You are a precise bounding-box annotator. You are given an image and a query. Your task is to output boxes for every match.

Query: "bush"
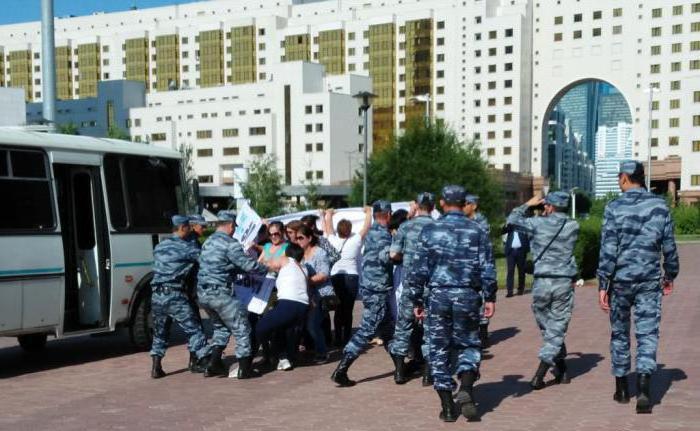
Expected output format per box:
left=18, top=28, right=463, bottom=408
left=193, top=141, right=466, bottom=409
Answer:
left=672, top=204, right=700, bottom=235
left=574, top=216, right=602, bottom=280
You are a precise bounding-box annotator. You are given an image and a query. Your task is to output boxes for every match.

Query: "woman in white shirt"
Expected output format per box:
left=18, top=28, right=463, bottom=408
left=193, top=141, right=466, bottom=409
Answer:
left=323, top=207, right=372, bottom=346
left=255, top=243, right=309, bottom=371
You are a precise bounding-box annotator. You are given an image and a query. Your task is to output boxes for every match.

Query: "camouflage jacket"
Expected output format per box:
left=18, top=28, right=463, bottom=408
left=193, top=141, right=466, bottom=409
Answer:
left=390, top=214, right=434, bottom=274
left=197, top=231, right=268, bottom=287
left=360, top=222, right=393, bottom=292
left=152, top=235, right=201, bottom=288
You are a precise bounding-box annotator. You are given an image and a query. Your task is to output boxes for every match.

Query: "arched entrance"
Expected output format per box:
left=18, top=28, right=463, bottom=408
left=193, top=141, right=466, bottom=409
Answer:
left=540, top=79, right=633, bottom=197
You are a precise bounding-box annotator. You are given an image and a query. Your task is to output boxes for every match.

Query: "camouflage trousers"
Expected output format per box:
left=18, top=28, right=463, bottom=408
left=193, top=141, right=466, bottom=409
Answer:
left=150, top=288, right=210, bottom=359
left=609, top=280, right=662, bottom=377
left=388, top=289, right=418, bottom=357
left=531, top=278, right=574, bottom=365
left=428, top=287, right=482, bottom=391
left=479, top=290, right=490, bottom=326
left=197, top=284, right=252, bottom=358
left=344, top=290, right=392, bottom=359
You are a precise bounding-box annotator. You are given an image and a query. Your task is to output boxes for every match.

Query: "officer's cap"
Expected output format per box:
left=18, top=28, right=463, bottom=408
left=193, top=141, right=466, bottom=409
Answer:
left=372, top=200, right=392, bottom=214
left=415, top=192, right=435, bottom=207
left=171, top=215, right=190, bottom=227
left=619, top=160, right=644, bottom=177
left=216, top=210, right=237, bottom=223
left=188, top=214, right=207, bottom=226
left=465, top=194, right=479, bottom=205
left=544, top=191, right=570, bottom=208
left=441, top=185, right=467, bottom=205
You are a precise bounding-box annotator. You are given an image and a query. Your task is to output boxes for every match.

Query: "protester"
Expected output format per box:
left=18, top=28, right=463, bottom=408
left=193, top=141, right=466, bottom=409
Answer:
left=259, top=221, right=288, bottom=264
left=285, top=220, right=303, bottom=245
left=255, top=243, right=310, bottom=371
left=323, top=207, right=372, bottom=346
left=297, top=224, right=333, bottom=363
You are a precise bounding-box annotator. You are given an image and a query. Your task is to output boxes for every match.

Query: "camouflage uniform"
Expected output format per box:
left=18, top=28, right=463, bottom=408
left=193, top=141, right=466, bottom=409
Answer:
left=507, top=193, right=579, bottom=366
left=150, top=233, right=210, bottom=360
left=472, top=211, right=494, bottom=328
left=405, top=210, right=496, bottom=391
left=343, top=220, right=394, bottom=359
left=197, top=230, right=269, bottom=358
left=598, top=186, right=679, bottom=377
left=388, top=214, right=434, bottom=358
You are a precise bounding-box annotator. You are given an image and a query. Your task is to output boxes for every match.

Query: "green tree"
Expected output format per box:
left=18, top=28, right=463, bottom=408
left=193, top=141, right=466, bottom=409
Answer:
left=295, top=177, right=322, bottom=211
left=178, top=143, right=197, bottom=213
left=349, top=121, right=502, bottom=220
left=56, top=122, right=79, bottom=135
left=241, top=154, right=284, bottom=217
left=107, top=125, right=130, bottom=141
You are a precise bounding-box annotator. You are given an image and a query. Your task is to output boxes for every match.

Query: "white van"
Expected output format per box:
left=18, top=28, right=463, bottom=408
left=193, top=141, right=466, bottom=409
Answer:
left=0, top=128, right=187, bottom=351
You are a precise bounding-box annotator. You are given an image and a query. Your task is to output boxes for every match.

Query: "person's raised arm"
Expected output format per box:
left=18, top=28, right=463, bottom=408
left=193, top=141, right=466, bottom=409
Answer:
left=359, top=206, right=372, bottom=239
left=323, top=208, right=335, bottom=237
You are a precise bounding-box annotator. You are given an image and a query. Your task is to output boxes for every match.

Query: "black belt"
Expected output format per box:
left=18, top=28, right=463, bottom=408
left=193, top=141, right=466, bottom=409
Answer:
left=152, top=284, right=184, bottom=294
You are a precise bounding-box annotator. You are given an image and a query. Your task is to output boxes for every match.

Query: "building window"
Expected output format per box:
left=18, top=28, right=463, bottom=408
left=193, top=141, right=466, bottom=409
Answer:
left=694, top=115, right=700, bottom=126
left=315, top=171, right=323, bottom=180
left=504, top=130, right=512, bottom=138
left=554, top=16, right=563, bottom=25
left=249, top=127, right=266, bottom=136
left=670, top=99, right=681, bottom=109
left=488, top=47, right=497, bottom=56
left=504, top=96, right=513, bottom=105
left=692, top=175, right=700, bottom=186
left=488, top=114, right=496, bottom=123
left=592, top=28, right=602, bottom=37
left=669, top=137, right=679, bottom=146
left=593, top=10, right=602, bottom=19
left=669, top=118, right=680, bottom=128
left=505, top=28, right=513, bottom=37
left=305, top=171, right=313, bottom=181
left=651, top=45, right=661, bottom=55
left=316, top=105, right=323, bottom=113
left=613, top=25, right=622, bottom=35
left=504, top=79, right=513, bottom=88
left=315, top=123, right=323, bottom=132
left=573, top=30, right=582, bottom=39
left=650, top=64, right=661, bottom=74
left=574, top=13, right=582, bottom=22
left=694, top=91, right=700, bottom=102
left=305, top=124, right=313, bottom=133
left=673, top=5, right=684, bottom=15
left=486, top=148, right=496, bottom=156
left=693, top=140, right=700, bottom=152
left=652, top=8, right=662, bottom=18
left=223, top=128, right=239, bottom=137
left=691, top=41, right=700, bottom=51
left=671, top=80, right=681, bottom=90
left=554, top=33, right=563, bottom=42
left=198, top=175, right=213, bottom=184
left=305, top=105, right=313, bottom=114
left=150, top=133, right=166, bottom=141
left=673, top=24, right=683, bottom=35
left=503, top=146, right=512, bottom=155
left=197, top=149, right=213, bottom=157
left=223, top=147, right=239, bottom=156
left=651, top=101, right=659, bottom=111
left=651, top=137, right=659, bottom=147
left=503, top=164, right=511, bottom=172
left=672, top=43, right=682, bottom=53
left=196, top=130, right=212, bottom=139
left=436, top=54, right=445, bottom=62
left=250, top=146, right=266, bottom=155
left=691, top=60, right=700, bottom=70
left=694, top=3, right=700, bottom=13
left=504, top=113, right=512, bottom=122
left=651, top=27, right=662, bottom=37
left=488, top=98, right=496, bottom=106
left=693, top=21, right=700, bottom=32
left=613, top=8, right=623, bottom=17
left=316, top=143, right=323, bottom=152
left=489, top=30, right=497, bottom=39
left=505, top=45, right=513, bottom=54
left=305, top=143, right=313, bottom=152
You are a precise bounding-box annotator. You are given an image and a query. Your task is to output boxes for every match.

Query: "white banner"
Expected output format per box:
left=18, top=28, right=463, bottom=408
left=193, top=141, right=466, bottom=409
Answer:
left=233, top=202, right=263, bottom=250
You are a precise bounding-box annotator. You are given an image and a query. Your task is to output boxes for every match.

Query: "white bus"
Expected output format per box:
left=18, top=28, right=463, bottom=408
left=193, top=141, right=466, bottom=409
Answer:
left=0, top=128, right=188, bottom=352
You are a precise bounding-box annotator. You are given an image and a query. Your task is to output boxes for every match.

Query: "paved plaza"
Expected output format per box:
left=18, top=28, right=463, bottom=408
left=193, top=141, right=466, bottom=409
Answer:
left=1, top=243, right=698, bottom=431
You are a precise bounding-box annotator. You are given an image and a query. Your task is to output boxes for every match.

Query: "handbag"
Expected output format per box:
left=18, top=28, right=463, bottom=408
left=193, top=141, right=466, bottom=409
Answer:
left=524, top=219, right=568, bottom=275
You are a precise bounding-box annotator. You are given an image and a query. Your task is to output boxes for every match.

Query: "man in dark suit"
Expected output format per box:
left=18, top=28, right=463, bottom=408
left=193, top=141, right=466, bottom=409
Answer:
left=502, top=223, right=529, bottom=297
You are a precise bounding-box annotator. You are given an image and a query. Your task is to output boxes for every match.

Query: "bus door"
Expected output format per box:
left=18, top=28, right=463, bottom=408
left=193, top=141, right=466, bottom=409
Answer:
left=53, top=164, right=111, bottom=330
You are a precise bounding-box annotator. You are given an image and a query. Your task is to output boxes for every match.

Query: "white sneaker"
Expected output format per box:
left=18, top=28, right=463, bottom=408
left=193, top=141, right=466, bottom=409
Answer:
left=277, top=359, right=292, bottom=371
left=227, top=364, right=240, bottom=378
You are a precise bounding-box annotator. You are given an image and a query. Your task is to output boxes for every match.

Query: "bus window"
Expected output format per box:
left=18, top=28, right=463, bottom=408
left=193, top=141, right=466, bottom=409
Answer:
left=104, top=154, right=181, bottom=232
left=0, top=149, right=54, bottom=231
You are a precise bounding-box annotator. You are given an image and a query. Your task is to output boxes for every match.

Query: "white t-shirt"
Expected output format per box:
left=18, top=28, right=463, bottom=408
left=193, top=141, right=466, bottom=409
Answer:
left=275, top=259, right=309, bottom=305
left=327, top=233, right=363, bottom=276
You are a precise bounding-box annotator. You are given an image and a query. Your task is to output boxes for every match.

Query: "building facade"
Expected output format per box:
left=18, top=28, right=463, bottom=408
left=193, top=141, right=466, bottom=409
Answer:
left=1, top=0, right=699, bottom=201
left=129, top=62, right=371, bottom=198
left=0, top=87, right=26, bottom=126
left=594, top=123, right=633, bottom=197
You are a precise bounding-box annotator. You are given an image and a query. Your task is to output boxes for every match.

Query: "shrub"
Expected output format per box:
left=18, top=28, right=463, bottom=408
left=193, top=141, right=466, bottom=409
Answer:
left=574, top=216, right=602, bottom=280
left=672, top=204, right=700, bottom=235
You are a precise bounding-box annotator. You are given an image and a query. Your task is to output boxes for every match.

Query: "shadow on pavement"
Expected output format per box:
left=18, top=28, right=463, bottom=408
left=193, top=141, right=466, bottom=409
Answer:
left=627, top=364, right=688, bottom=411
left=476, top=374, right=530, bottom=419
left=355, top=370, right=394, bottom=384
left=487, top=326, right=521, bottom=348
left=566, top=352, right=605, bottom=380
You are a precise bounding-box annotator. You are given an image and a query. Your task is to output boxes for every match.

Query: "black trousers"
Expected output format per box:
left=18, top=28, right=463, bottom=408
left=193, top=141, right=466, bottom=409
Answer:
left=506, top=251, right=527, bottom=294
left=331, top=273, right=360, bottom=346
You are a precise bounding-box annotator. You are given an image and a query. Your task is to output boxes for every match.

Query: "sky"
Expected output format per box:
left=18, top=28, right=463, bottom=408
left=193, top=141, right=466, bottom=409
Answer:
left=0, top=0, right=200, bottom=25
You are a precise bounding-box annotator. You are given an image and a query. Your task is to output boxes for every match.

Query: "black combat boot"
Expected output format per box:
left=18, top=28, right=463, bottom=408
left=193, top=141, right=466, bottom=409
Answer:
left=330, top=354, right=357, bottom=387
left=455, top=371, right=479, bottom=421
left=204, top=346, right=228, bottom=377
left=636, top=374, right=652, bottom=414
left=151, top=356, right=166, bottom=379
left=437, top=390, right=459, bottom=422
left=422, top=362, right=434, bottom=387
left=553, top=346, right=570, bottom=385
left=479, top=324, right=489, bottom=349
left=530, top=361, right=550, bottom=390
left=391, top=354, right=409, bottom=384
left=613, top=376, right=630, bottom=404
left=237, top=356, right=261, bottom=379
left=189, top=352, right=210, bottom=373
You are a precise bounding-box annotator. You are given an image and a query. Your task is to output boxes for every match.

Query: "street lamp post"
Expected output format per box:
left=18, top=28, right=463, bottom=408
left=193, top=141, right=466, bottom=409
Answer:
left=353, top=91, right=377, bottom=207
left=570, top=187, right=578, bottom=219
left=644, top=85, right=661, bottom=190
left=410, top=93, right=431, bottom=126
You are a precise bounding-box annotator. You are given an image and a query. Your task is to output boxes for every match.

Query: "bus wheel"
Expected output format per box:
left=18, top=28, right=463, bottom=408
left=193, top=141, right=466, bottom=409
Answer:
left=129, top=292, right=153, bottom=350
left=18, top=333, right=47, bottom=353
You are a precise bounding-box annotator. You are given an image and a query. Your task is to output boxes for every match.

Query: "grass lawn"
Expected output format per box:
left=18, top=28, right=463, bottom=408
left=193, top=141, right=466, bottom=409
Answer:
left=676, top=234, right=700, bottom=243
left=495, top=256, right=533, bottom=291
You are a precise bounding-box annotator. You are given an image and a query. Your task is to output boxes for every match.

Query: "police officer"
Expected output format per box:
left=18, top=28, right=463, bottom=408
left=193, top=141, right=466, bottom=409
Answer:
left=406, top=186, right=496, bottom=422
left=388, top=192, right=435, bottom=385
left=507, top=191, right=579, bottom=390
left=331, top=200, right=395, bottom=387
left=464, top=194, right=494, bottom=348
left=150, top=215, right=211, bottom=379
left=188, top=214, right=208, bottom=248
left=598, top=161, right=679, bottom=414
left=197, top=210, right=278, bottom=378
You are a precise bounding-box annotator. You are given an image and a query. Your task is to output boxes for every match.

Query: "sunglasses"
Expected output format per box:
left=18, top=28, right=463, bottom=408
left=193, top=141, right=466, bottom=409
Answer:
left=269, top=232, right=282, bottom=237
left=296, top=235, right=308, bottom=241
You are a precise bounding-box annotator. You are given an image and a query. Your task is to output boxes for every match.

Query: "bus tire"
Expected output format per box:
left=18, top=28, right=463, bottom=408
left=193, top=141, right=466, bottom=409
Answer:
left=18, top=333, right=47, bottom=353
left=129, top=292, right=153, bottom=350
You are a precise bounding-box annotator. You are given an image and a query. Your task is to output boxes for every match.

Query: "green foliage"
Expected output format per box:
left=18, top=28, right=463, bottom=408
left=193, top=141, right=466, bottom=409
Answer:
left=349, top=121, right=502, bottom=221
left=574, top=216, right=602, bottom=280
left=56, top=122, right=79, bottom=135
left=107, top=125, right=130, bottom=141
left=295, top=178, right=322, bottom=211
left=672, top=204, right=700, bottom=235
left=241, top=154, right=283, bottom=218
left=589, top=193, right=618, bottom=218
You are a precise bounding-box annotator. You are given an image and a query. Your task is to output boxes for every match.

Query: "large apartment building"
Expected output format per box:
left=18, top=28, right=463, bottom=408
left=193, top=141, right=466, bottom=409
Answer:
left=1, top=0, right=699, bottom=201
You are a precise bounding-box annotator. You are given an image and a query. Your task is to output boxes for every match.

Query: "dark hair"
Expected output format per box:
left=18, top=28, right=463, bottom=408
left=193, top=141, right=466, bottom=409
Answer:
left=285, top=243, right=304, bottom=261
left=285, top=220, right=303, bottom=233
left=419, top=202, right=435, bottom=212
left=337, top=219, right=353, bottom=238
left=629, top=172, right=646, bottom=188
left=268, top=221, right=284, bottom=233
left=389, top=209, right=409, bottom=231
left=296, top=224, right=319, bottom=246
left=300, top=214, right=323, bottom=235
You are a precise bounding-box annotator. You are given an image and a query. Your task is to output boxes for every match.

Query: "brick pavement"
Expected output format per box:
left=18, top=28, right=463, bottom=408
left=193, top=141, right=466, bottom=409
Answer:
left=1, top=243, right=699, bottom=431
